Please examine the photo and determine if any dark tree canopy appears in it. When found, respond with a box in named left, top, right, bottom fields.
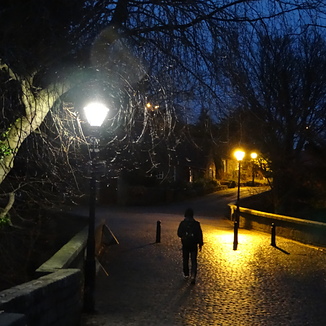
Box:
left=215, top=22, right=326, bottom=213
left=0, top=0, right=325, bottom=218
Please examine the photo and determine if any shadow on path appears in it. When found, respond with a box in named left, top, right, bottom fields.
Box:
left=272, top=245, right=290, bottom=255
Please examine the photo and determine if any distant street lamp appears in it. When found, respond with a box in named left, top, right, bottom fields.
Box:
left=83, top=102, right=109, bottom=312
left=250, top=152, right=257, bottom=159
left=145, top=102, right=159, bottom=112
left=250, top=152, right=257, bottom=186
left=233, top=149, right=245, bottom=250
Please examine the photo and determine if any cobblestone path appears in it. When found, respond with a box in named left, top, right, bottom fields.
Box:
left=81, top=190, right=326, bottom=326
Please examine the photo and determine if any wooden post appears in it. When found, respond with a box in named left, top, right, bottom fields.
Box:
left=156, top=220, right=161, bottom=243
left=271, top=223, right=276, bottom=247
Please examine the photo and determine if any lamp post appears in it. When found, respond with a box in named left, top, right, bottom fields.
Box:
left=83, top=102, right=109, bottom=312
left=250, top=152, right=257, bottom=186
left=233, top=149, right=245, bottom=250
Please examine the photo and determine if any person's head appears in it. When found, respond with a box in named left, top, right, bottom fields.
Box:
left=184, top=208, right=194, bottom=219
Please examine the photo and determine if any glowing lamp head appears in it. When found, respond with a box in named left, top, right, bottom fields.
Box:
left=84, top=102, right=109, bottom=127
left=234, top=150, right=245, bottom=161
left=251, top=152, right=257, bottom=159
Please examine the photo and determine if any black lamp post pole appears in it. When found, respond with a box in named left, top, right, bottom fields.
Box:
left=236, top=160, right=241, bottom=222
left=252, top=162, right=255, bottom=186
left=233, top=160, right=241, bottom=250
left=84, top=137, right=98, bottom=312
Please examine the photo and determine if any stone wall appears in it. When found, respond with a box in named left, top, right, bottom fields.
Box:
left=0, top=269, right=82, bottom=326
left=0, top=227, right=89, bottom=326
left=229, top=204, right=326, bottom=247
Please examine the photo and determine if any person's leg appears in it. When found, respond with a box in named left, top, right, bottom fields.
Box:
left=190, top=249, right=198, bottom=283
left=182, top=247, right=190, bottom=278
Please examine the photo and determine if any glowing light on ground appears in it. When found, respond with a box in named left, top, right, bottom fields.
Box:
left=205, top=229, right=266, bottom=269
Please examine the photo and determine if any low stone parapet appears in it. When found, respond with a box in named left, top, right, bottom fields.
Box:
left=36, top=227, right=88, bottom=276
left=0, top=226, right=89, bottom=326
left=0, top=312, right=26, bottom=326
left=0, top=216, right=112, bottom=326
left=0, top=269, right=82, bottom=326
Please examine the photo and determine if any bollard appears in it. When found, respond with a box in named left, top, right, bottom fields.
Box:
left=271, top=223, right=276, bottom=247
left=233, top=221, right=238, bottom=250
left=156, top=220, right=161, bottom=243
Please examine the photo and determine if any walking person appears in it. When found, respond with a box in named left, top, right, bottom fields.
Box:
left=177, top=208, right=203, bottom=284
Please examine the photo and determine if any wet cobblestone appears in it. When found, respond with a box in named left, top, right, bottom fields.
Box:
left=81, top=191, right=326, bottom=326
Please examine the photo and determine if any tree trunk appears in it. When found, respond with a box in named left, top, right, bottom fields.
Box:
left=0, top=82, right=60, bottom=185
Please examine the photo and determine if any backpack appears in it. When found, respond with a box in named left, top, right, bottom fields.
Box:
left=182, top=221, right=197, bottom=247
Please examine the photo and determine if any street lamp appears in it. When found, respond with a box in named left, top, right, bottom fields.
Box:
left=250, top=152, right=257, bottom=186
left=145, top=102, right=159, bottom=112
left=83, top=102, right=109, bottom=312
left=84, top=102, right=109, bottom=127
left=233, top=149, right=245, bottom=250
